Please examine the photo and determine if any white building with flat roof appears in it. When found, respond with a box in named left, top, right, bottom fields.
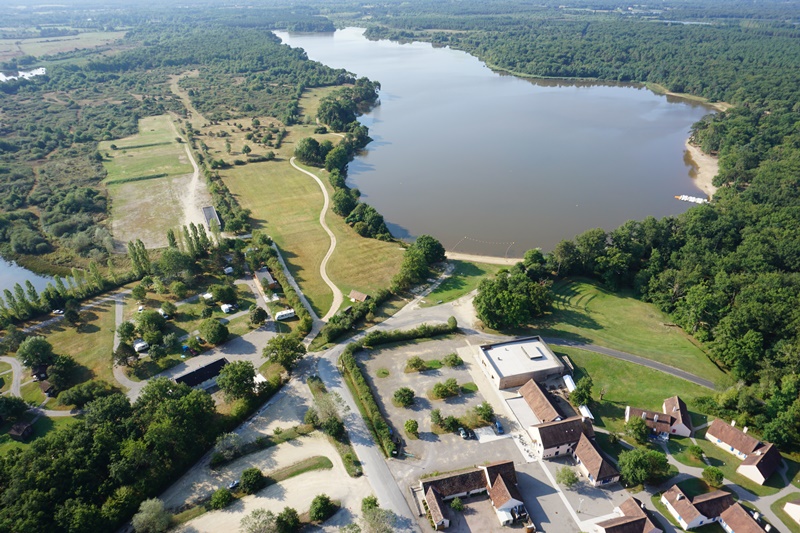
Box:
left=478, top=336, right=566, bottom=389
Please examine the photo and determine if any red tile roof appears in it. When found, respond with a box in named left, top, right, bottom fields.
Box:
left=719, top=503, right=765, bottom=533
left=707, top=419, right=761, bottom=455
left=520, top=379, right=560, bottom=422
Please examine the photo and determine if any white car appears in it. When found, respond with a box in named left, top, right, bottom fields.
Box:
left=138, top=305, right=144, bottom=313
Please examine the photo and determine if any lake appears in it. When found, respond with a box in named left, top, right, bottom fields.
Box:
left=0, top=258, right=52, bottom=295
left=276, top=28, right=714, bottom=258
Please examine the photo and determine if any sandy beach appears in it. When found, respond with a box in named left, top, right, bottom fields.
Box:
left=445, top=251, right=522, bottom=265
left=684, top=139, right=719, bottom=197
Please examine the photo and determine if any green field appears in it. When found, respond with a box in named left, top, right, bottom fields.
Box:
left=0, top=31, right=127, bottom=62
left=421, top=260, right=504, bottom=306
left=99, top=115, right=192, bottom=183
left=531, top=278, right=725, bottom=381
left=36, top=298, right=118, bottom=387
left=560, top=346, right=713, bottom=433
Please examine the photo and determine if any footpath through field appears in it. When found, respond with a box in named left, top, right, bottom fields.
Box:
left=288, top=157, right=344, bottom=322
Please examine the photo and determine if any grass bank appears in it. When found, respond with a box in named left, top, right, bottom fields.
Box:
left=560, top=346, right=712, bottom=434
left=530, top=278, right=725, bottom=382
left=421, top=260, right=503, bottom=306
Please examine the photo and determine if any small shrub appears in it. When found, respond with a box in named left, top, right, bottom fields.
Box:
left=450, top=497, right=464, bottom=512
left=405, top=419, right=419, bottom=437
left=442, top=353, right=463, bottom=367
left=556, top=466, right=579, bottom=489
left=474, top=401, right=494, bottom=423
left=240, top=468, right=266, bottom=494
left=703, top=466, right=724, bottom=487
left=430, top=409, right=442, bottom=426
left=432, top=378, right=459, bottom=399
left=210, top=488, right=233, bottom=509
left=687, top=444, right=704, bottom=460
left=309, top=494, right=336, bottom=522
left=441, top=416, right=459, bottom=432
left=393, top=387, right=415, bottom=407
left=406, top=356, right=426, bottom=372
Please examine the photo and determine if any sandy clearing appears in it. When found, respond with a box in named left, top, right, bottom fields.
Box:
left=444, top=251, right=522, bottom=265
left=685, top=139, right=719, bottom=197
left=174, top=434, right=372, bottom=533
left=169, top=117, right=213, bottom=232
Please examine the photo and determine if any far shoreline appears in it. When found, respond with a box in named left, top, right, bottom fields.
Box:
left=684, top=139, right=719, bottom=198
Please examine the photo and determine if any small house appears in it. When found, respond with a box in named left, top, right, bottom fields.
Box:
left=174, top=358, right=229, bottom=389
left=9, top=422, right=34, bottom=442
left=349, top=290, right=369, bottom=303
left=595, top=497, right=661, bottom=533
left=529, top=416, right=594, bottom=459
left=783, top=499, right=800, bottom=525
left=660, top=485, right=733, bottom=530
left=519, top=379, right=562, bottom=424
left=624, top=395, right=692, bottom=440
left=261, top=270, right=279, bottom=290
left=706, top=419, right=781, bottom=485
left=31, top=364, right=48, bottom=381
left=39, top=380, right=54, bottom=397
left=573, top=433, right=619, bottom=487
left=718, top=502, right=765, bottom=533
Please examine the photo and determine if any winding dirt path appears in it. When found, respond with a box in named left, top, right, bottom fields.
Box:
left=289, top=157, right=344, bottom=322
left=167, top=117, right=210, bottom=231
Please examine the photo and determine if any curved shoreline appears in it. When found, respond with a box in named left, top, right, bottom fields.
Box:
left=445, top=251, right=522, bottom=265
left=684, top=139, right=719, bottom=197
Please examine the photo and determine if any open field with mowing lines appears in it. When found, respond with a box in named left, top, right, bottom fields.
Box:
left=0, top=31, right=127, bottom=62
left=99, top=114, right=209, bottom=249
left=529, top=278, right=726, bottom=381
left=559, top=346, right=712, bottom=433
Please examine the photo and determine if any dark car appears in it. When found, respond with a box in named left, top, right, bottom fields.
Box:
left=495, top=420, right=504, bottom=434
left=466, top=428, right=476, bottom=440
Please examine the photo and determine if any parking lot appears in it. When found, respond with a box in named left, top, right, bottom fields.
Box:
left=357, top=335, right=585, bottom=531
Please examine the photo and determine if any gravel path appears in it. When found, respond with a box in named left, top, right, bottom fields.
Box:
left=0, top=356, right=22, bottom=397
left=289, top=157, right=344, bottom=322
left=169, top=116, right=212, bottom=231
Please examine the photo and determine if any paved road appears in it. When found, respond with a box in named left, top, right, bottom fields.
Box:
left=543, top=337, right=717, bottom=390
left=270, top=244, right=326, bottom=344
left=0, top=355, right=23, bottom=397
left=289, top=157, right=344, bottom=322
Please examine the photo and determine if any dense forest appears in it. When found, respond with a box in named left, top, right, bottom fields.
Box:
left=331, top=0, right=800, bottom=447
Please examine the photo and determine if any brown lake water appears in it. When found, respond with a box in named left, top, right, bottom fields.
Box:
left=289, top=29, right=713, bottom=258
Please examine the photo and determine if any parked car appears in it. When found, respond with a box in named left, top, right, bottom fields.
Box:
left=137, top=305, right=144, bottom=313
left=227, top=480, right=239, bottom=490
left=52, top=309, right=64, bottom=315
left=466, top=428, right=476, bottom=440
left=458, top=427, right=468, bottom=439
left=133, top=339, right=149, bottom=353
left=495, top=420, right=504, bottom=434
left=158, top=308, right=170, bottom=319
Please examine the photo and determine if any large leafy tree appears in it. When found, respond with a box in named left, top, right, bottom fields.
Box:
left=474, top=272, right=553, bottom=329
left=16, top=336, right=55, bottom=368
left=618, top=448, right=669, bottom=486
left=217, top=361, right=256, bottom=401
left=263, top=334, right=306, bottom=372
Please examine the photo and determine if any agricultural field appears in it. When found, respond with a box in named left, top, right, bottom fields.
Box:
left=559, top=346, right=712, bottom=434
left=0, top=31, right=126, bottom=62
left=99, top=114, right=210, bottom=249
left=531, top=278, right=726, bottom=382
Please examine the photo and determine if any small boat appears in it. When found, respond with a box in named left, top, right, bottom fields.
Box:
left=674, top=194, right=709, bottom=204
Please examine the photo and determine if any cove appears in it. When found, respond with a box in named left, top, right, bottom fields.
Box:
left=0, top=258, right=52, bottom=295
left=278, top=28, right=714, bottom=257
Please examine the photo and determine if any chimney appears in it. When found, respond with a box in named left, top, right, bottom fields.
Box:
left=654, top=414, right=659, bottom=423
left=731, top=420, right=736, bottom=427
left=642, top=412, right=647, bottom=420
left=743, top=427, right=748, bottom=434
left=677, top=494, right=684, bottom=501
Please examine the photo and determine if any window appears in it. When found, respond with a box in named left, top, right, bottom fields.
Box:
left=555, top=451, right=559, bottom=456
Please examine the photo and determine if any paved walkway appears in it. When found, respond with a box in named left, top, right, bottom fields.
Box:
left=543, top=337, right=717, bottom=390
left=289, top=157, right=344, bottom=322
left=0, top=355, right=23, bottom=397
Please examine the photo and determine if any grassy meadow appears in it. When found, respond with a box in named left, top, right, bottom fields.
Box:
left=529, top=278, right=725, bottom=381
left=99, top=114, right=192, bottom=183
left=0, top=31, right=127, bottom=62
left=560, top=346, right=713, bottom=434
left=421, top=260, right=504, bottom=306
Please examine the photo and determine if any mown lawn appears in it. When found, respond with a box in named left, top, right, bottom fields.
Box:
left=421, top=260, right=503, bottom=307
left=528, top=278, right=725, bottom=382
left=39, top=299, right=117, bottom=386
left=560, top=346, right=713, bottom=434
left=99, top=114, right=192, bottom=182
